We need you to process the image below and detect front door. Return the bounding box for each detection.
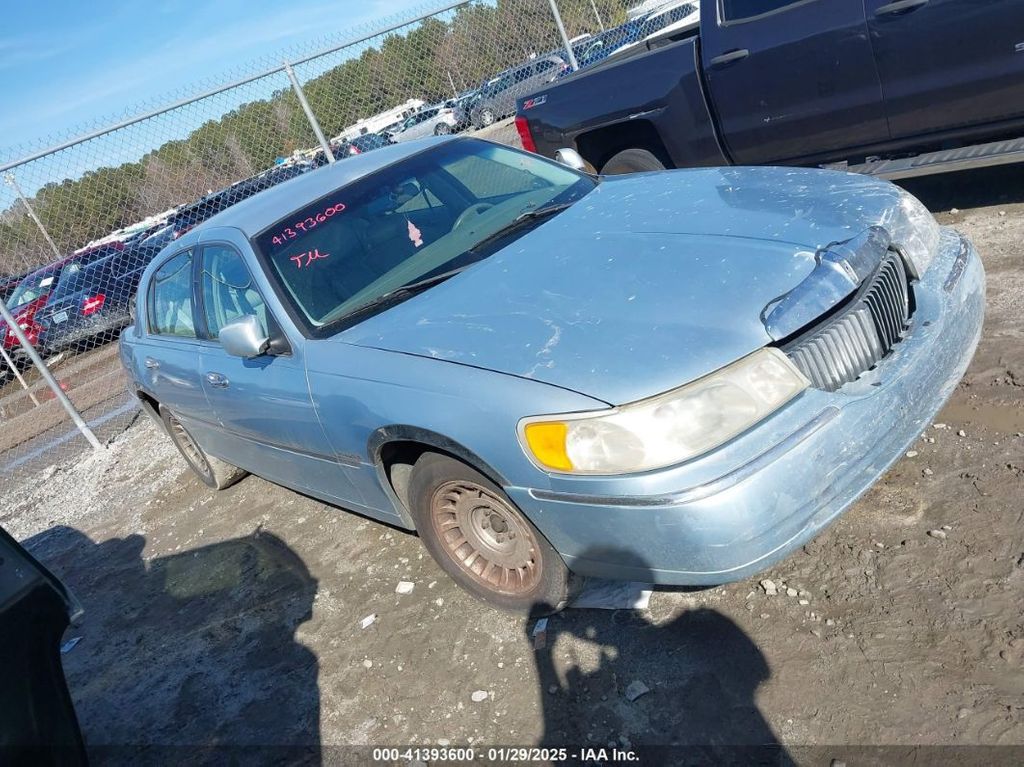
[195,243,365,504]
[700,0,890,163]
[864,0,1024,140]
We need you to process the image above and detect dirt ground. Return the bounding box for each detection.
[3,165,1023,764]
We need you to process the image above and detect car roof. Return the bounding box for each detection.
[178,136,458,241]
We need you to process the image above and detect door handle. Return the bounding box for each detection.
[144,357,160,370]
[875,0,929,16]
[206,372,229,389]
[709,49,750,68]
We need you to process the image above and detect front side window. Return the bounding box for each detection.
[148,251,195,338]
[253,139,595,335]
[721,0,802,22]
[200,244,268,339]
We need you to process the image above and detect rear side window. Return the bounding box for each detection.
[148,251,195,338]
[200,245,268,339]
[721,0,803,22]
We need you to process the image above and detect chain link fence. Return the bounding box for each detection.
[0,0,671,485]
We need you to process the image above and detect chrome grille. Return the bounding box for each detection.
[785,252,912,391]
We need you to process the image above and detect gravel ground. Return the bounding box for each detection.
[3,165,1023,763]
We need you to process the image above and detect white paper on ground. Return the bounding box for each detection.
[571,579,653,610]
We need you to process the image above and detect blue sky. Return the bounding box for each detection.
[0,0,432,159]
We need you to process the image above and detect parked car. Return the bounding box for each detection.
[341,133,396,156]
[469,55,567,128]
[607,1,699,58]
[1,244,124,361]
[120,136,984,614]
[391,105,460,142]
[0,270,30,303]
[569,17,649,71]
[516,0,1024,179]
[35,243,162,356]
[0,525,85,763]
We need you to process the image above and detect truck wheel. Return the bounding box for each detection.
[160,405,247,490]
[601,148,665,175]
[434,123,451,135]
[478,108,495,127]
[408,452,578,615]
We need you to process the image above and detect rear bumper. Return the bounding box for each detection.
[506,229,985,584]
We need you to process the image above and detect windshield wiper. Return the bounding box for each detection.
[468,202,575,254]
[325,266,469,324]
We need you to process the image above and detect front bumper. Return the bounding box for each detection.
[506,228,985,585]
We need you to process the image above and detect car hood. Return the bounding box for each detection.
[335,167,904,405]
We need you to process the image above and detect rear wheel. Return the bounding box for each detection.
[477,108,495,128]
[434,123,452,135]
[408,452,577,615]
[160,406,247,490]
[601,148,666,175]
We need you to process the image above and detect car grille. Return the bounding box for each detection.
[784,252,912,392]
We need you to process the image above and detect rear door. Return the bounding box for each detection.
[135,248,217,426]
[700,0,890,163]
[864,0,1024,139]
[195,241,365,504]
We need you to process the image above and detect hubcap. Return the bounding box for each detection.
[430,481,541,595]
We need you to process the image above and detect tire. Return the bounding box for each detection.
[600,147,666,175]
[408,452,578,615]
[478,108,495,128]
[434,123,452,135]
[160,405,247,490]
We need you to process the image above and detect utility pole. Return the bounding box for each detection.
[546,0,580,71]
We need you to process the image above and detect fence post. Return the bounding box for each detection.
[547,0,580,71]
[4,172,62,263]
[283,61,336,165]
[0,343,40,406]
[0,299,103,450]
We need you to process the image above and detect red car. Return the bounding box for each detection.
[1,243,124,361]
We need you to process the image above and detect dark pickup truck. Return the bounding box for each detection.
[516,0,1024,179]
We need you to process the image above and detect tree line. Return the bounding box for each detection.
[0,0,630,275]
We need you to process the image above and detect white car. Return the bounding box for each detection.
[391,106,459,142]
[610,1,699,58]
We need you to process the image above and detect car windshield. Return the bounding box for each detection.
[253,139,595,333]
[6,268,58,309]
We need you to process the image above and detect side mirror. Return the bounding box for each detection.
[219,315,269,359]
[554,147,595,174]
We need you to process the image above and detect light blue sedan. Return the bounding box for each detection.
[120,137,984,613]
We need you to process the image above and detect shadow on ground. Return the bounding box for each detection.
[25,526,320,765]
[531,549,791,765]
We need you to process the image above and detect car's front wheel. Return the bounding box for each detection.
[160,405,247,490]
[408,452,577,615]
[434,123,451,135]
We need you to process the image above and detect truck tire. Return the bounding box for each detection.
[601,148,666,175]
[160,405,247,490]
[408,452,579,615]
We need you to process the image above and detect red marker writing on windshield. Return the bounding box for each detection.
[290,248,330,268]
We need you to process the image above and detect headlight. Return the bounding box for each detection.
[884,189,940,278]
[519,348,809,475]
